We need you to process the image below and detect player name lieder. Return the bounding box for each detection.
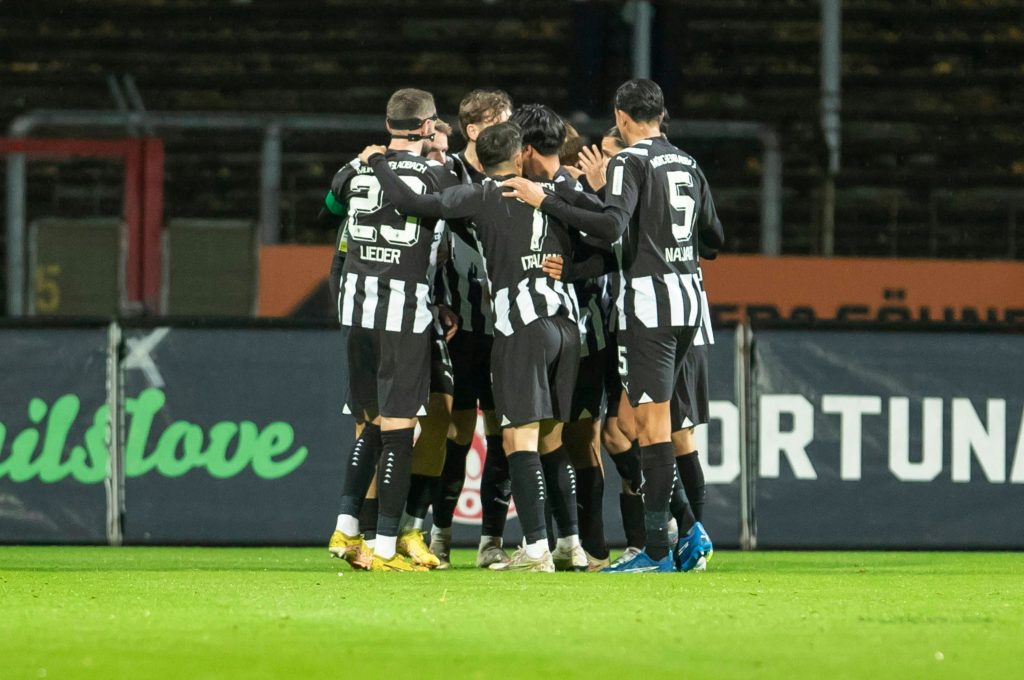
[361,245,401,263]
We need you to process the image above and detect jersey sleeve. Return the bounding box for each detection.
[370,154,446,219]
[328,161,358,215]
[430,164,463,191]
[566,237,618,283]
[437,185,485,220]
[537,154,640,243]
[315,161,357,231]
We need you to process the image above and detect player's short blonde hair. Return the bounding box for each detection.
[434,118,453,136]
[386,88,436,124]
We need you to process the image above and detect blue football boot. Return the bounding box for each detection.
[675,521,713,572]
[600,549,676,573]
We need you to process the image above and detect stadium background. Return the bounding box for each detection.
[1,0,1022,550]
[2,3,1024,679]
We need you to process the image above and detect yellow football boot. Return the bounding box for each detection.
[397,529,441,569]
[370,552,429,572]
[328,530,373,571]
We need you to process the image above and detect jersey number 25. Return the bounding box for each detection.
[347,174,427,247]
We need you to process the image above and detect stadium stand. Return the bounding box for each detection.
[0,0,1021,265]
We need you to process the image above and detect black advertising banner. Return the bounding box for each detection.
[0,326,110,543]
[121,326,354,544]
[753,330,1024,548]
[694,328,742,549]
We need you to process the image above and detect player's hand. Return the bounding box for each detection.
[500,177,547,208]
[562,165,584,179]
[358,145,387,164]
[542,255,565,281]
[437,304,459,341]
[578,144,607,191]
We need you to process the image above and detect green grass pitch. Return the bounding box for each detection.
[1,548,1021,679]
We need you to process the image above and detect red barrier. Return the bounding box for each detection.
[0,137,165,312]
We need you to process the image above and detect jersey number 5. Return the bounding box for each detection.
[666,170,696,243]
[347,174,427,247]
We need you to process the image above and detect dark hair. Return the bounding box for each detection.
[476,122,522,171]
[509,104,566,156]
[458,89,513,137]
[613,79,665,123]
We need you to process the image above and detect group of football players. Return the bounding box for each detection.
[318,78,723,573]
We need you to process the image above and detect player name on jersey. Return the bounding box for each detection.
[361,245,402,264]
[521,252,560,271]
[664,246,695,263]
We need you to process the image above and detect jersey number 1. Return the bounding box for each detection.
[666,170,696,243]
[530,209,548,252]
[347,174,427,247]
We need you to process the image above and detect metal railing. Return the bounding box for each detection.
[5,110,783,316]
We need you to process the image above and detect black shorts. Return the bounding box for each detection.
[671,342,710,430]
[617,324,697,407]
[491,315,580,427]
[449,330,495,412]
[604,331,623,419]
[570,345,608,422]
[430,332,455,397]
[344,326,430,420]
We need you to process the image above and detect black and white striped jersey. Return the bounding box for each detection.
[692,265,715,347]
[537,136,724,333]
[536,168,612,357]
[327,149,458,333]
[368,154,579,338]
[444,150,494,335]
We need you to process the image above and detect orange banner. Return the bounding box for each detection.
[702,255,1024,324]
[259,246,1024,324]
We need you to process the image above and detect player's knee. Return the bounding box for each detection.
[671,426,696,454]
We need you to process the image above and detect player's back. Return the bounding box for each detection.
[331,149,451,332]
[611,136,713,329]
[463,178,578,336]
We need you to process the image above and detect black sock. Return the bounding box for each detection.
[576,465,608,559]
[507,451,548,545]
[640,441,675,561]
[338,423,382,517]
[610,441,643,494]
[376,428,414,538]
[540,447,579,538]
[359,497,378,541]
[480,435,511,538]
[405,473,437,522]
[670,471,695,536]
[545,498,557,551]
[619,492,646,549]
[432,439,470,529]
[677,452,707,523]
